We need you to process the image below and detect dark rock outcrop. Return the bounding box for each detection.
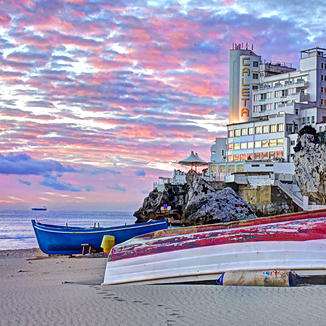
[134,170,256,225]
[133,184,187,223]
[294,126,326,204]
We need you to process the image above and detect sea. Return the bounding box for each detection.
[0,210,136,251]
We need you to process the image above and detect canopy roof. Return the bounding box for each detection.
[178,151,207,168]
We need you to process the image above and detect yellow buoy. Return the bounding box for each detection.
[101,235,115,254]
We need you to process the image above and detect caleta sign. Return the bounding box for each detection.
[241,56,250,118]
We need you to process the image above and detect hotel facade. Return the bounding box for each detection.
[209,45,326,184]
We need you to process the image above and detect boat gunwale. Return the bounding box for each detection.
[32,219,168,234]
[138,209,326,240]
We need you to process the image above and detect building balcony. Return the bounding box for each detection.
[277,102,294,109]
[295,80,308,88]
[254,80,308,93]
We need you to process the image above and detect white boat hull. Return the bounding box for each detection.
[103,211,326,285]
[103,239,326,285]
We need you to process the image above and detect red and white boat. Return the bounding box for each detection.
[103,209,326,285]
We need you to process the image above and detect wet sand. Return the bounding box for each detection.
[1,248,326,325]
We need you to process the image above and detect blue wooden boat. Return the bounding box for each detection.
[32,219,168,255]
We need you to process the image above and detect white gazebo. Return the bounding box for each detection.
[178,151,207,171]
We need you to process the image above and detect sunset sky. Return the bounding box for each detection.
[0,0,324,211]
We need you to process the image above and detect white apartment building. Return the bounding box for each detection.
[209,45,326,182]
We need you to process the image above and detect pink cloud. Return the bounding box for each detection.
[130,29,151,46]
[0,11,11,27]
[166,31,189,49]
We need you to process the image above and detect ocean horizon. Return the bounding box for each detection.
[0,210,136,251]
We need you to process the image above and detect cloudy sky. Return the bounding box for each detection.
[0,0,324,211]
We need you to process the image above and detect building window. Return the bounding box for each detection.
[290,140,295,146]
[253,61,259,67]
[286,124,293,132]
[237,165,244,172]
[277,139,284,146]
[228,144,233,150]
[252,85,258,90]
[277,124,284,132]
[234,154,240,162]
[295,108,299,115]
[322,87,324,93]
[282,89,288,97]
[255,140,261,148]
[262,140,269,147]
[277,151,283,158]
[254,105,261,112]
[254,94,260,101]
[234,129,240,137]
[253,73,258,79]
[270,124,277,133]
[267,92,273,99]
[322,75,324,81]
[322,63,324,69]
[254,152,261,160]
[294,123,298,132]
[234,143,240,150]
[269,152,276,159]
[270,139,276,146]
[307,117,310,124]
[228,155,233,162]
[248,127,254,135]
[248,141,254,148]
[241,128,247,136]
[241,142,247,149]
[312,116,315,123]
[262,152,268,160]
[228,165,235,173]
[219,165,226,173]
[324,100,326,106]
[266,103,273,111]
[251,164,260,167]
[262,125,269,133]
[228,130,234,137]
[210,165,217,173]
[255,126,261,134]
[241,154,247,161]
[321,99,324,105]
[302,117,305,124]
[323,116,326,122]
[247,153,253,160]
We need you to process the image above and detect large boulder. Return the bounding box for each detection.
[134,170,256,225]
[294,127,326,204]
[182,170,256,224]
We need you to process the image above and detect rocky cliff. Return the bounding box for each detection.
[294,126,326,204]
[134,170,256,225]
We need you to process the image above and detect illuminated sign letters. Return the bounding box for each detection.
[242,57,250,66]
[241,57,250,117]
[241,108,249,117]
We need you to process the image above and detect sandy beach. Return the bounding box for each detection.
[1,249,326,326]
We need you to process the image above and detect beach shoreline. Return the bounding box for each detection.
[1,248,326,326]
